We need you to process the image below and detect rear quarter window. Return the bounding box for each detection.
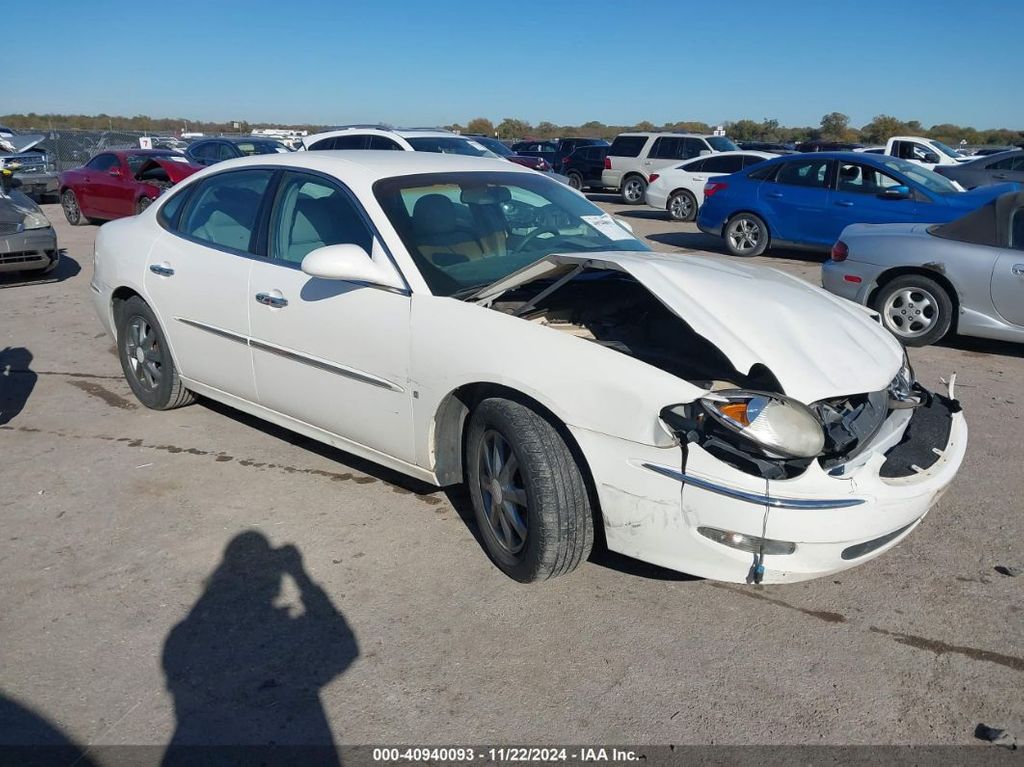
[608,136,647,157]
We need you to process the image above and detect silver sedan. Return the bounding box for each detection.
[822,190,1024,347]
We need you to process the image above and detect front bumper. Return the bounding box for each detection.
[571,379,966,584]
[0,226,59,273]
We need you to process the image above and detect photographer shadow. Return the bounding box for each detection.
[162,531,357,765]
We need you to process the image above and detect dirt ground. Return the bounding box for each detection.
[1,199,1021,750]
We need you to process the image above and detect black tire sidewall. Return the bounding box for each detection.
[116,297,178,409]
[873,275,953,347]
[567,172,583,190]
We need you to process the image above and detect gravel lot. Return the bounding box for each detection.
[1,198,1021,749]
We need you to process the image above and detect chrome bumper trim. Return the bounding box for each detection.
[641,462,865,509]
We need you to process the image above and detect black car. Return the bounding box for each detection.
[562,145,609,190]
[796,140,863,153]
[184,137,290,166]
[737,141,797,154]
[510,137,608,172]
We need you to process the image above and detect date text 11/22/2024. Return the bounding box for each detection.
[372,747,641,762]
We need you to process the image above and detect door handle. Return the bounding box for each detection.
[836,201,855,207]
[255,292,288,308]
[1012,264,1024,277]
[149,264,174,276]
[767,192,783,198]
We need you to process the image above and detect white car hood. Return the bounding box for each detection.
[474,251,903,404]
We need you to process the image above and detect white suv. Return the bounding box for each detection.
[301,127,501,158]
[601,132,739,203]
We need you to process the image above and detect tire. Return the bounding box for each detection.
[466,398,593,582]
[567,171,584,191]
[620,174,647,204]
[116,296,194,410]
[872,275,953,347]
[60,188,87,226]
[724,212,769,257]
[668,190,697,222]
[136,196,154,214]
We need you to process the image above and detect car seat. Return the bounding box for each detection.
[412,194,484,266]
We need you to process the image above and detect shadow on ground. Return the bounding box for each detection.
[0,252,80,288]
[0,346,35,426]
[161,531,357,764]
[0,690,98,765]
[939,333,1024,360]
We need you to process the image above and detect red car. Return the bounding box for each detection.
[59,150,202,225]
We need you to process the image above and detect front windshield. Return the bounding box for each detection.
[374,171,650,296]
[707,136,739,152]
[880,158,960,195]
[470,137,514,157]
[932,140,963,159]
[406,137,500,159]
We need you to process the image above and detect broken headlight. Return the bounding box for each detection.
[700,390,825,459]
[888,351,921,409]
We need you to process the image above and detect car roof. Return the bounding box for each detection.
[967,148,1023,163]
[683,150,774,159]
[307,128,455,141]
[193,136,284,144]
[614,132,713,138]
[196,149,530,180]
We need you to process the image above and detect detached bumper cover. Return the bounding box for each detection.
[571,379,966,584]
[0,227,58,273]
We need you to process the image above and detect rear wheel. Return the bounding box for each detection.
[567,171,584,191]
[620,174,647,204]
[466,398,593,582]
[61,189,87,226]
[116,296,194,410]
[668,190,697,222]
[724,212,769,257]
[872,275,953,347]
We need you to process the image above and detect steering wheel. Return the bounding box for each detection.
[512,226,562,253]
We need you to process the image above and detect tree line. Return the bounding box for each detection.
[3,111,1021,147]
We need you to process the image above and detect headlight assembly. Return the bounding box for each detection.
[700,389,825,459]
[22,211,51,230]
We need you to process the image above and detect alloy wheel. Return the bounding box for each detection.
[124,316,163,390]
[477,430,528,555]
[61,191,81,224]
[727,217,761,253]
[670,194,694,220]
[623,178,644,203]
[883,287,938,338]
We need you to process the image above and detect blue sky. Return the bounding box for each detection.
[12,0,1022,128]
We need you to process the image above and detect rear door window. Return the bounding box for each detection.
[368,135,402,150]
[776,158,831,188]
[334,135,369,149]
[608,135,647,157]
[701,155,744,174]
[176,169,274,254]
[308,137,336,150]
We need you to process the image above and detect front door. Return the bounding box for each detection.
[992,207,1024,326]
[828,160,923,234]
[144,167,275,402]
[248,170,414,462]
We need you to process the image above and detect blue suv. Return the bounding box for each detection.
[696,152,1016,257]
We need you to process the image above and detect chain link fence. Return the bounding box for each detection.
[21,128,161,171]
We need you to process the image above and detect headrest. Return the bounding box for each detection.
[413,194,456,235]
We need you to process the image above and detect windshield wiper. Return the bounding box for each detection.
[451,283,492,300]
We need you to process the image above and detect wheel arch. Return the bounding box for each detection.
[867,266,961,332]
[430,381,604,537]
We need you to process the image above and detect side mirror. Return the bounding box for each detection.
[880,185,911,200]
[301,243,399,287]
[698,149,712,157]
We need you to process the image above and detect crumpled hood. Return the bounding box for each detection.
[475,251,903,404]
[135,157,203,184]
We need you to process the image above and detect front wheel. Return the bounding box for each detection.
[668,190,697,222]
[620,175,647,204]
[724,212,769,257]
[61,189,87,226]
[116,296,195,410]
[466,398,593,582]
[872,275,953,347]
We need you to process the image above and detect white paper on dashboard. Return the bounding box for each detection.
[581,214,633,241]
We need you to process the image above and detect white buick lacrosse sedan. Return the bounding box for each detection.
[91,151,966,584]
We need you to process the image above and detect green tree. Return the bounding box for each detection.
[724,119,761,141]
[465,117,494,135]
[820,112,854,141]
[496,118,531,139]
[860,114,909,144]
[534,121,559,138]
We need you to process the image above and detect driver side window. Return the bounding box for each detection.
[268,173,374,265]
[87,154,119,171]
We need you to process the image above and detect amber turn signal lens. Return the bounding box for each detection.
[718,402,750,426]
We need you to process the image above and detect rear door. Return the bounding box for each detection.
[756,156,835,245]
[144,168,274,401]
[991,206,1024,326]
